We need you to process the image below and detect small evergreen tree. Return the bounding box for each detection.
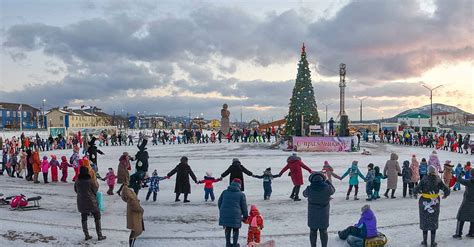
[285,43,320,136]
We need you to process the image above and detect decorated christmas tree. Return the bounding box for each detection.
[285,43,320,136]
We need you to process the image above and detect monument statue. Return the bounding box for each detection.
[220,103,231,135]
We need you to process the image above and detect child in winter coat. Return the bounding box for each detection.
[70,146,80,182]
[442,161,454,188]
[465,162,472,179]
[402,160,413,198]
[41,156,50,184]
[49,155,60,182]
[253,168,280,200]
[365,163,375,201]
[321,161,342,183]
[341,161,366,200]
[338,204,378,241]
[146,170,168,202]
[373,166,385,200]
[419,158,428,180]
[18,150,27,178]
[428,151,442,173]
[244,205,264,244]
[198,172,222,201]
[60,156,70,182]
[410,155,420,187]
[102,168,117,195]
[453,163,463,191]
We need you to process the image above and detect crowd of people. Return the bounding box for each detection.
[1,131,474,247]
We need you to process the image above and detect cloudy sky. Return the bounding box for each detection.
[1,0,473,122]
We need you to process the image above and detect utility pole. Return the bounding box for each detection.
[240,107,243,125]
[354,97,367,123]
[321,102,331,132]
[42,99,46,129]
[422,84,443,130]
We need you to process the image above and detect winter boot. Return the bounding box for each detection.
[421,231,428,246]
[183,193,190,203]
[82,221,92,241]
[453,221,463,239]
[175,194,181,202]
[346,195,349,200]
[95,219,107,241]
[391,189,397,199]
[354,195,359,200]
[430,230,437,247]
[384,189,390,198]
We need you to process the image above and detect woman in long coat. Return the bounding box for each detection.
[218,178,248,247]
[116,152,131,195]
[383,153,401,198]
[279,153,313,201]
[303,172,335,247]
[32,147,41,183]
[221,158,253,191]
[167,156,197,203]
[74,166,106,241]
[121,187,144,247]
[453,168,474,239]
[413,166,450,246]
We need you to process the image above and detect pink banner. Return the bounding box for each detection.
[292,136,353,152]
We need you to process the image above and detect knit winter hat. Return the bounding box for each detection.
[309,172,325,183]
[61,156,67,162]
[361,204,370,213]
[180,156,188,163]
[432,150,437,155]
[324,161,329,165]
[232,158,239,163]
[265,167,271,171]
[232,178,241,184]
[152,170,158,176]
[403,160,410,167]
[368,163,374,169]
[352,160,358,166]
[50,154,57,160]
[43,156,48,160]
[206,171,212,177]
[428,165,436,175]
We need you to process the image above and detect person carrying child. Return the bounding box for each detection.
[146,170,168,202]
[198,172,222,202]
[41,156,50,184]
[60,156,70,182]
[340,161,366,200]
[244,205,264,244]
[252,168,280,200]
[102,168,117,195]
[50,155,60,182]
[321,161,341,183]
[365,163,375,201]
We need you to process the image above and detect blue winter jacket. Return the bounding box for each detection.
[341,165,366,185]
[218,182,248,228]
[146,175,167,193]
[419,162,428,175]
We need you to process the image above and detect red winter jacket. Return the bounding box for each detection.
[279,155,312,186]
[199,176,220,189]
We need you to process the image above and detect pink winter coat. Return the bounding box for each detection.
[428,154,441,172]
[41,160,50,173]
[104,171,117,187]
[410,157,420,183]
[279,155,312,186]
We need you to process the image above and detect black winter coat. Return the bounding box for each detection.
[303,180,335,229]
[221,161,253,191]
[167,162,197,194]
[456,175,474,222]
[87,145,103,166]
[74,174,99,214]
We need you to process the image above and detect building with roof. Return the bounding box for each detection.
[397,113,431,131]
[0,102,40,129]
[433,112,468,126]
[46,106,111,129]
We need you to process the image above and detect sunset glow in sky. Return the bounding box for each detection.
[1,0,472,121]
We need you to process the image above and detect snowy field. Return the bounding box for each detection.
[0,141,473,247]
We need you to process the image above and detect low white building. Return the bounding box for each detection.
[433,112,468,126]
[397,113,431,131]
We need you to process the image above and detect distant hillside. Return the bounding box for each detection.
[395,103,471,117]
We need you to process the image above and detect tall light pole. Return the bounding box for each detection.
[354,96,367,123]
[42,99,46,129]
[422,84,443,130]
[321,102,332,132]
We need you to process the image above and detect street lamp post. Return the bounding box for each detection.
[354,97,367,123]
[422,84,443,131]
[321,102,332,132]
[42,99,46,129]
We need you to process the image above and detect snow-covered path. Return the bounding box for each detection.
[0,142,473,246]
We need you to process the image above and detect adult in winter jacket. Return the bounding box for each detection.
[463,135,471,154]
[402,160,413,198]
[413,166,450,246]
[218,178,248,247]
[167,156,198,203]
[25,149,33,181]
[74,166,106,241]
[32,148,41,183]
[383,153,401,198]
[121,186,144,247]
[338,205,378,240]
[453,168,474,239]
[221,158,253,191]
[117,152,131,195]
[278,153,313,201]
[303,172,335,247]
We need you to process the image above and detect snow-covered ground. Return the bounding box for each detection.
[0,141,473,246]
